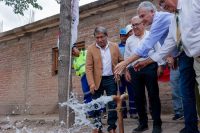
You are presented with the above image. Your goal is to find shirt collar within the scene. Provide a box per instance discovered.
[119,42,125,47]
[153,11,158,21]
[96,41,109,49]
[132,30,147,40]
[177,0,182,10]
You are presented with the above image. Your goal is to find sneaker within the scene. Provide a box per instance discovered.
[172,114,184,120]
[152,126,162,133]
[132,124,148,133]
[130,114,138,119]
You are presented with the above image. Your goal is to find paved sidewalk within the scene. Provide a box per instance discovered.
[0,114,186,133]
[106,115,185,133]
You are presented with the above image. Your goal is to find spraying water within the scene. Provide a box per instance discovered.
[60,93,113,133]
[0,94,113,133]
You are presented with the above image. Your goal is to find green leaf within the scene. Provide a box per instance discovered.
[1,0,42,15]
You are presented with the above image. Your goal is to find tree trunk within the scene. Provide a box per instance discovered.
[58,0,74,128]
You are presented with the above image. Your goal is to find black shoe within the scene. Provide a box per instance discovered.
[98,129,103,133]
[172,114,184,120]
[123,114,127,119]
[132,124,148,133]
[179,128,187,133]
[179,127,199,133]
[152,126,162,133]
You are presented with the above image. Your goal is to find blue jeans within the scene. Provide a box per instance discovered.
[81,74,92,103]
[178,52,198,133]
[170,68,183,115]
[119,75,137,116]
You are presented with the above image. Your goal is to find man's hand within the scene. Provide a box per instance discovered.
[134,58,154,71]
[114,61,128,75]
[134,60,147,71]
[166,56,177,70]
[157,66,164,77]
[115,55,140,75]
[125,69,131,82]
[90,84,97,94]
[114,74,121,83]
[72,47,80,57]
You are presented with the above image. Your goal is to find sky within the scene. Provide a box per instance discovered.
[0,0,98,32]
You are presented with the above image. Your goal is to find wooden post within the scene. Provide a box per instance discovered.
[58,0,74,128]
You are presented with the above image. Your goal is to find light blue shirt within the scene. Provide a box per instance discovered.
[150,0,200,63]
[118,43,125,59]
[134,11,173,57]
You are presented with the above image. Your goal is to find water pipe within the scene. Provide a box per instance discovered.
[112,93,128,133]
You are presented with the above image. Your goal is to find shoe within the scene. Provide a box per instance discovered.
[179,128,186,133]
[130,114,138,119]
[172,114,184,120]
[152,126,162,133]
[179,127,199,133]
[132,124,148,133]
[123,114,128,119]
[123,116,127,119]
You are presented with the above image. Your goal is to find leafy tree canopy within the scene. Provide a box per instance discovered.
[0,0,42,15]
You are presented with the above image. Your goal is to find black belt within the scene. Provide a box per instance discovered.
[102,75,114,79]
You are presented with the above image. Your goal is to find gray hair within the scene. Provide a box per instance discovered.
[93,26,108,36]
[137,1,157,13]
[131,16,140,21]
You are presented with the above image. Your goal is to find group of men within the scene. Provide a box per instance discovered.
[72,0,200,133]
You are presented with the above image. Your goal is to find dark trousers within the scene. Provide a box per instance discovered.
[129,63,162,127]
[119,75,137,116]
[92,75,117,131]
[178,52,198,133]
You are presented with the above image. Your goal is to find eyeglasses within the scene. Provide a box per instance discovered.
[132,22,142,28]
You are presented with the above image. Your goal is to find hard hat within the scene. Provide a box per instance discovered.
[125,24,132,34]
[120,28,127,35]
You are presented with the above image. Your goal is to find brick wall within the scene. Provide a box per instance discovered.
[0,0,173,114]
[0,27,59,114]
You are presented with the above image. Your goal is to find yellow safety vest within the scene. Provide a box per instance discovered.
[73,50,87,77]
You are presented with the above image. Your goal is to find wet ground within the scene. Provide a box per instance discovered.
[0,114,187,133]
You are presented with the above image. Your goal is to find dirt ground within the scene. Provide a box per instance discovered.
[0,114,187,133]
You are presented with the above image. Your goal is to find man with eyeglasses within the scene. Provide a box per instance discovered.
[114,1,172,76]
[124,16,165,133]
[133,0,200,133]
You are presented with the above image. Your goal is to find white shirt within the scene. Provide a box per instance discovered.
[179,0,200,57]
[96,42,113,76]
[150,0,200,63]
[125,31,165,66]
